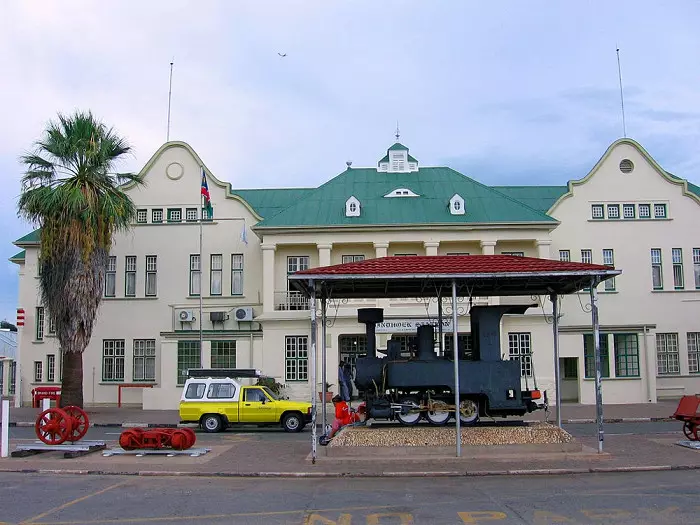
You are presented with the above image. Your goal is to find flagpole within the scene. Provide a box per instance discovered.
[199,173,204,367]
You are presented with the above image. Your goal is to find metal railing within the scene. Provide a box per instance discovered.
[274,291,310,311]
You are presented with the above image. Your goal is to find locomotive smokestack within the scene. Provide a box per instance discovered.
[416,324,438,360]
[358,308,384,358]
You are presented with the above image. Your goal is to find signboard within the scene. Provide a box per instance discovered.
[375,318,454,334]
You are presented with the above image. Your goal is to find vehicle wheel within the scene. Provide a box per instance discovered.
[201,414,223,433]
[458,399,479,425]
[282,412,303,433]
[425,400,451,426]
[397,396,422,426]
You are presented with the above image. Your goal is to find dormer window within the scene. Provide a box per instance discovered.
[377,142,419,173]
[449,194,465,215]
[345,196,361,217]
[384,188,419,198]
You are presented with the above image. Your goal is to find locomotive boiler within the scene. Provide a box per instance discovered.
[353,305,545,425]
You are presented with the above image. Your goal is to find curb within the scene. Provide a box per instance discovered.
[9,418,676,428]
[0,464,697,478]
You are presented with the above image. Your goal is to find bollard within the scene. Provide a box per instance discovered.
[41,397,50,411]
[1,399,8,458]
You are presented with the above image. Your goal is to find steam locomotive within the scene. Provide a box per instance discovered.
[353,305,546,425]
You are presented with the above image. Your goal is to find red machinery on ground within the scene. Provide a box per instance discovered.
[35,406,89,445]
[672,394,700,441]
[119,427,197,451]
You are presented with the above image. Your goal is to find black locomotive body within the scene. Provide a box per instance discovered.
[353,305,545,425]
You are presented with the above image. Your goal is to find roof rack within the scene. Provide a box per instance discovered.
[186,368,263,379]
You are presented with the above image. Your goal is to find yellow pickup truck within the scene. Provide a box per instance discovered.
[179,371,313,433]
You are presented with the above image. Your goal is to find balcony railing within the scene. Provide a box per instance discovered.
[274,291,310,311]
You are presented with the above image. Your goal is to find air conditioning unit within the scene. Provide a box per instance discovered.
[177,310,195,322]
[233,307,254,322]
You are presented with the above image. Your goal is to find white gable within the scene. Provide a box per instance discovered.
[384,188,419,198]
[345,196,361,217]
[449,194,465,215]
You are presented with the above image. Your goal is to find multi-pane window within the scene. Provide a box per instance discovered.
[48,313,56,335]
[623,204,635,219]
[508,333,532,377]
[651,249,663,290]
[638,204,651,218]
[211,340,236,368]
[614,334,639,377]
[581,249,592,264]
[591,204,604,219]
[502,252,524,257]
[285,336,308,381]
[133,339,156,381]
[202,207,212,221]
[35,306,44,341]
[34,361,43,382]
[136,209,147,223]
[390,335,417,357]
[47,354,56,382]
[687,333,700,374]
[102,339,125,381]
[231,254,244,295]
[607,204,620,219]
[9,362,16,395]
[445,333,474,360]
[145,256,157,296]
[125,256,137,296]
[559,250,570,262]
[167,208,182,222]
[342,255,365,264]
[584,334,610,378]
[654,203,667,218]
[602,249,615,291]
[177,341,201,385]
[189,255,201,296]
[694,248,700,289]
[672,248,684,289]
[186,208,198,222]
[152,209,163,223]
[338,335,368,369]
[656,333,680,375]
[210,254,223,296]
[105,256,117,297]
[287,257,310,292]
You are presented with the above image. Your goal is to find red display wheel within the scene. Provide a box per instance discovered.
[35,408,73,445]
[62,405,90,442]
[181,427,197,448]
[170,430,191,450]
[119,429,143,450]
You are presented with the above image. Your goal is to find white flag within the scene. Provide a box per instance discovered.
[240,222,248,245]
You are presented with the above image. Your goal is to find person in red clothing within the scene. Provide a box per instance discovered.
[328,394,356,439]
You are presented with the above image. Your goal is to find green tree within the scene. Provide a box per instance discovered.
[18,111,144,407]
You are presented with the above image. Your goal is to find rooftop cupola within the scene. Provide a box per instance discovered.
[377,126,419,173]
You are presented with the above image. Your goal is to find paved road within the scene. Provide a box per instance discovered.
[8,420,683,443]
[0,470,698,524]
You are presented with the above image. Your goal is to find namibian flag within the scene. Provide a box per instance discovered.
[201,168,213,217]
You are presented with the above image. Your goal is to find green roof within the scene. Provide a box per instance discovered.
[665,171,700,199]
[491,186,568,214]
[388,142,408,151]
[14,229,41,245]
[255,167,556,228]
[9,250,25,263]
[231,188,313,220]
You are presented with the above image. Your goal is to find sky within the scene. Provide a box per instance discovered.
[1,1,699,324]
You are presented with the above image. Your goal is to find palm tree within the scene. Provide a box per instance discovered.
[18,111,144,407]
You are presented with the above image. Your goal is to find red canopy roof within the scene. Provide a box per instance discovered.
[289,255,619,298]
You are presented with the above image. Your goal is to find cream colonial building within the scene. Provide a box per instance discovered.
[9,137,700,409]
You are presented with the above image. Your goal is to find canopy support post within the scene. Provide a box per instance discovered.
[321,297,327,434]
[550,293,562,428]
[590,278,604,453]
[438,290,444,356]
[452,279,461,457]
[310,280,318,463]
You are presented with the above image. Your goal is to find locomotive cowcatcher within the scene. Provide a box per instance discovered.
[353,305,546,426]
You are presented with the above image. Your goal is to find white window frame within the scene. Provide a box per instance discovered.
[105,256,117,297]
[133,339,156,381]
[287,256,310,290]
[186,208,198,222]
[654,203,667,218]
[47,354,55,382]
[687,332,700,374]
[285,335,308,381]
[606,204,620,219]
[638,204,651,218]
[231,254,244,295]
[102,339,126,382]
[342,255,365,264]
[167,208,182,222]
[672,248,684,289]
[559,250,570,262]
[189,254,201,296]
[581,250,592,264]
[125,256,137,297]
[34,361,43,382]
[602,249,615,291]
[623,204,635,219]
[501,252,524,257]
[210,254,223,296]
[694,248,700,290]
[145,256,157,296]
[656,333,679,375]
[651,249,663,290]
[152,209,163,223]
[136,209,147,223]
[591,204,604,219]
[35,306,44,341]
[508,332,532,377]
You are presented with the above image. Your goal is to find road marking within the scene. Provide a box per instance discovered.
[21,480,130,524]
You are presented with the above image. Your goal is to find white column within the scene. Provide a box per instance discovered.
[424,241,439,256]
[374,242,389,259]
[643,327,657,403]
[1,398,8,458]
[261,243,276,312]
[317,243,332,267]
[480,240,496,255]
[536,240,552,259]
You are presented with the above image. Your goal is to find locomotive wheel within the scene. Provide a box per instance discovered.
[396,397,422,426]
[170,430,191,450]
[425,400,451,426]
[181,427,197,448]
[458,399,479,425]
[119,429,143,450]
[683,422,698,441]
[62,405,89,442]
[35,408,72,446]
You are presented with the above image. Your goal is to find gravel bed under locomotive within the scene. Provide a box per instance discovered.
[353,305,545,426]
